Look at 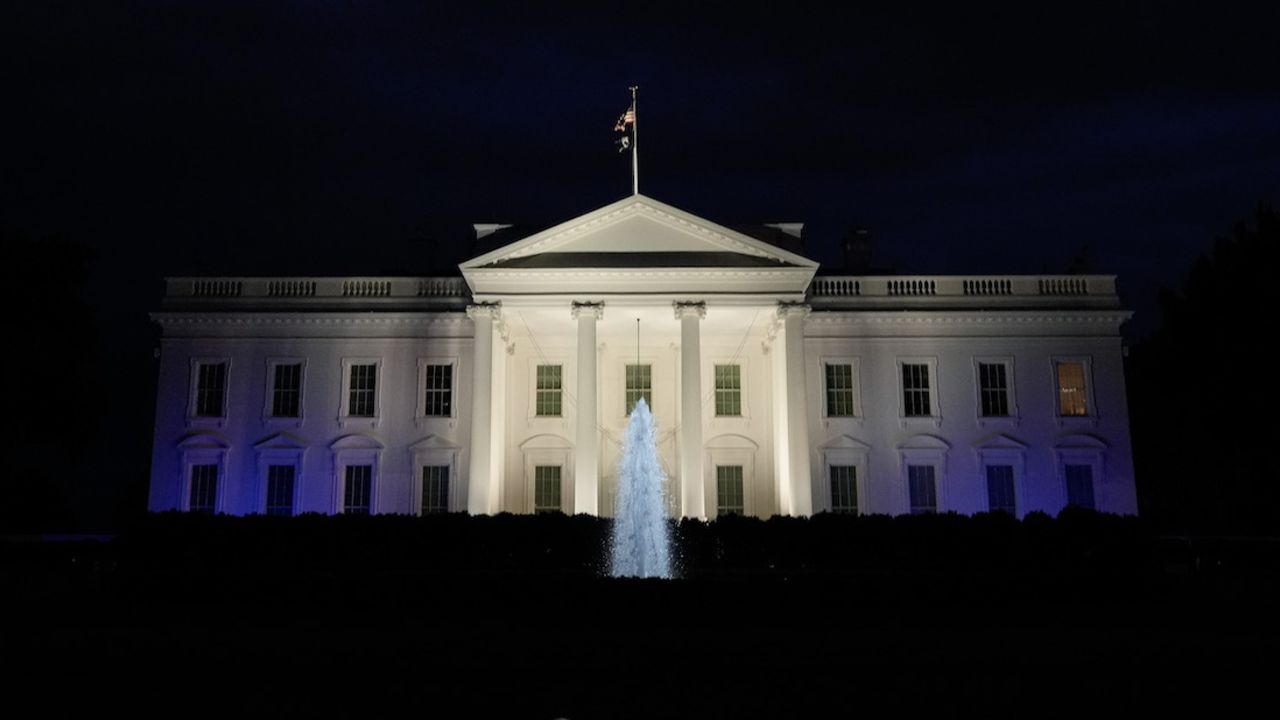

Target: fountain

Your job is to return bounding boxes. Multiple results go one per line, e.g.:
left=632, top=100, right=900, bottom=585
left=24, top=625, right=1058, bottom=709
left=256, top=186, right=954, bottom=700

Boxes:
left=609, top=397, right=673, bottom=578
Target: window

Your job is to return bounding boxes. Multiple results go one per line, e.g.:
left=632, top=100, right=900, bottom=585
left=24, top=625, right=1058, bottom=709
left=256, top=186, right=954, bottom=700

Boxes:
left=1065, top=464, right=1095, bottom=509
left=907, top=465, right=936, bottom=514
left=344, top=464, right=373, bottom=514
left=194, top=362, right=227, bottom=417
left=1056, top=362, right=1088, bottom=417
left=421, top=465, right=449, bottom=514
left=716, top=465, right=744, bottom=516
left=270, top=363, right=302, bottom=418
left=535, top=365, right=562, bottom=417
left=423, top=364, right=453, bottom=417
left=265, top=465, right=295, bottom=516
left=830, top=465, right=858, bottom=514
left=189, top=464, right=218, bottom=513
left=348, top=364, right=377, bottom=417
left=978, top=362, right=1010, bottom=417
left=986, top=464, right=1016, bottom=514
left=714, top=365, right=741, bottom=417
left=902, top=363, right=932, bottom=417
left=625, top=364, right=652, bottom=415
left=825, top=363, right=856, bottom=417
left=534, top=465, right=562, bottom=513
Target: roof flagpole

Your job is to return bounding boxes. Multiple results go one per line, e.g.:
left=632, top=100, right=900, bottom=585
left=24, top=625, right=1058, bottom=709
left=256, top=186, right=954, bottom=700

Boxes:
left=630, top=85, right=639, bottom=195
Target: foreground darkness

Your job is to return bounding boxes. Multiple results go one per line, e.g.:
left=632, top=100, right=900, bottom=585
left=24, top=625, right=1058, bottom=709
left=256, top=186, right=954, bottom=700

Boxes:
left=6, top=512, right=1277, bottom=715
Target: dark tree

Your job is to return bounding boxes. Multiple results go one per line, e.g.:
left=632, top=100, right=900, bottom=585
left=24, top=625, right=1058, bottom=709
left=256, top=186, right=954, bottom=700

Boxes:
left=1127, top=203, right=1280, bottom=534
left=1, top=230, right=100, bottom=532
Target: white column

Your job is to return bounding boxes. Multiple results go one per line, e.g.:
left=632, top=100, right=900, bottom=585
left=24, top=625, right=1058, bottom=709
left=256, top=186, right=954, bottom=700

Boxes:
left=675, top=301, right=706, bottom=519
left=767, top=321, right=792, bottom=516
left=780, top=302, right=813, bottom=516
left=466, top=303, right=500, bottom=514
left=572, top=301, right=604, bottom=516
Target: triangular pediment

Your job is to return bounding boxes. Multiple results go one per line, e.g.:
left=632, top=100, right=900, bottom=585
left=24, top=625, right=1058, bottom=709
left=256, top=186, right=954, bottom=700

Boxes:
left=462, top=194, right=817, bottom=270
left=974, top=433, right=1028, bottom=451
left=820, top=435, right=872, bottom=452
left=408, top=434, right=461, bottom=451
left=254, top=431, right=308, bottom=451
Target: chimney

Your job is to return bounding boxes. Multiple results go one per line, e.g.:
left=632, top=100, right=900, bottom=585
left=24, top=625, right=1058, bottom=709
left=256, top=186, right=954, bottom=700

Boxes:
left=842, top=227, right=873, bottom=274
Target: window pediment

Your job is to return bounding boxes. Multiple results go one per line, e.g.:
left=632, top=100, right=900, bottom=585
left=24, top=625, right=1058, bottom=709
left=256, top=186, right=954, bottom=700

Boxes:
left=706, top=433, right=759, bottom=451
left=254, top=431, right=308, bottom=451
left=897, top=433, right=951, bottom=451
left=329, top=434, right=385, bottom=451
left=974, top=433, right=1028, bottom=451
left=1054, top=433, right=1108, bottom=450
left=519, top=433, right=572, bottom=451
left=819, top=435, right=872, bottom=452
left=177, top=432, right=230, bottom=450
left=409, top=434, right=461, bottom=451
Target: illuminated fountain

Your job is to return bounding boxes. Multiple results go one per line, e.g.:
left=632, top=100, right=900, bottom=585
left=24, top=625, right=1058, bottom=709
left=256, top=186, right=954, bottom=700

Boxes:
left=609, top=397, right=673, bottom=578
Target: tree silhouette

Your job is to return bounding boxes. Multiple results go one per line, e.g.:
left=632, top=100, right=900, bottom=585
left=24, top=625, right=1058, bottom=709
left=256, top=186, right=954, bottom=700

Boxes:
left=1, top=230, right=100, bottom=532
left=1127, top=202, right=1279, bottom=534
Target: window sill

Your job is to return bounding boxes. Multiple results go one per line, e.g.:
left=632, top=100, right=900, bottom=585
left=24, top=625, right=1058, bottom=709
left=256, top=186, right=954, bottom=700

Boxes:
left=263, top=416, right=305, bottom=429
left=186, top=416, right=227, bottom=430
left=414, top=416, right=457, bottom=430
left=977, top=416, right=1020, bottom=430
left=1055, top=415, right=1098, bottom=429
left=823, top=416, right=864, bottom=430
left=899, top=416, right=942, bottom=430
left=339, top=416, right=380, bottom=430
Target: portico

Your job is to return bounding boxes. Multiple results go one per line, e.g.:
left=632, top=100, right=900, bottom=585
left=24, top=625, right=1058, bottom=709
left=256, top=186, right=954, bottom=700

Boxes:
left=459, top=194, right=819, bottom=518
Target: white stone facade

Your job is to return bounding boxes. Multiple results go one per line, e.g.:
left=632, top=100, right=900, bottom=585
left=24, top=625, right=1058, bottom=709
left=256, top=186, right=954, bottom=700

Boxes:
left=149, top=195, right=1137, bottom=518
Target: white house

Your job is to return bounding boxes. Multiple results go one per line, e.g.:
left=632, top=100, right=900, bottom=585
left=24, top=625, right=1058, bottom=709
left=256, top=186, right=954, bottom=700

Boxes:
left=148, top=194, right=1137, bottom=519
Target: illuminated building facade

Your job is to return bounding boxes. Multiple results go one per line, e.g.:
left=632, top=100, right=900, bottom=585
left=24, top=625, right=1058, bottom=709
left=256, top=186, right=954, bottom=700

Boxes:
left=149, top=195, right=1137, bottom=518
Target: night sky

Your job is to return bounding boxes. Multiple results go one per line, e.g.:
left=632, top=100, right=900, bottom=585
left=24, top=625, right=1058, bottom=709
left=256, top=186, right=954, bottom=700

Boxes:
left=4, top=2, right=1278, bottom=526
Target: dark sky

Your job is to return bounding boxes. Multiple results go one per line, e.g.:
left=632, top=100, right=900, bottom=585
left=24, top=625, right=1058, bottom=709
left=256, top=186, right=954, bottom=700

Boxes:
left=4, top=2, right=1279, bottom=337
left=4, top=1, right=1277, bottom=527
left=7, top=2, right=1279, bottom=325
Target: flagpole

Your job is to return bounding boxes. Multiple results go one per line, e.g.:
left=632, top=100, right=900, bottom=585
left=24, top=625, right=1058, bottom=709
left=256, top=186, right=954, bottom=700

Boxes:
left=630, top=85, right=639, bottom=195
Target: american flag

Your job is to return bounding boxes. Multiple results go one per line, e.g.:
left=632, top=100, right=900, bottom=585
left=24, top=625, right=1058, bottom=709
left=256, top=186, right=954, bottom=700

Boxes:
left=614, top=107, right=635, bottom=132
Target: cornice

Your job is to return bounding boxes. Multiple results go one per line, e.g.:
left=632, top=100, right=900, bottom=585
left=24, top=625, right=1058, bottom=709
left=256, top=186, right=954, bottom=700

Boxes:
left=151, top=312, right=470, bottom=327
left=467, top=267, right=813, bottom=280
left=806, top=310, right=1133, bottom=326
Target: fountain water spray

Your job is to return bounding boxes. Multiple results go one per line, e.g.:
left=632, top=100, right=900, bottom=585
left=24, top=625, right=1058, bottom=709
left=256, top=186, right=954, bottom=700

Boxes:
left=609, top=397, right=672, bottom=578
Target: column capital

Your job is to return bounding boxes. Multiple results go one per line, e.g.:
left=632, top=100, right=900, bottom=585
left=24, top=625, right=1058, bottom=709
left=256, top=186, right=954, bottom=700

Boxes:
left=571, top=301, right=605, bottom=321
left=776, top=301, right=811, bottom=319
left=673, top=301, right=707, bottom=320
left=466, top=301, right=502, bottom=321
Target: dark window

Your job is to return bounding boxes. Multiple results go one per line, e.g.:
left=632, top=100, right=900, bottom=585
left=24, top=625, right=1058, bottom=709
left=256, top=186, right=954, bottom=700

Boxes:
left=266, top=465, right=295, bottom=516
left=625, top=364, right=652, bottom=415
left=271, top=363, right=302, bottom=418
left=986, top=464, right=1016, bottom=514
left=535, top=365, right=562, bottom=417
left=978, top=362, right=1009, bottom=417
left=1065, top=464, right=1095, bottom=509
left=421, top=465, right=449, bottom=514
left=344, top=464, right=373, bottom=514
left=902, top=364, right=932, bottom=417
left=534, top=465, right=561, bottom=513
left=189, top=464, right=218, bottom=513
left=907, top=464, right=937, bottom=514
left=825, top=364, right=855, bottom=417
left=423, top=365, right=453, bottom=416
left=716, top=465, right=744, bottom=516
left=195, top=363, right=227, bottom=417
left=830, top=465, right=858, bottom=513
left=714, top=365, right=742, bottom=417
left=348, top=364, right=377, bottom=417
